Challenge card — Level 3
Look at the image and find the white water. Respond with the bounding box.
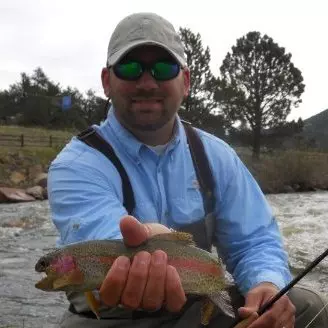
[0,192,327,327]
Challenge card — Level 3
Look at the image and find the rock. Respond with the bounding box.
[28,164,44,181]
[34,173,48,188]
[9,171,26,185]
[42,187,48,200]
[282,185,294,193]
[26,186,44,200]
[0,187,36,203]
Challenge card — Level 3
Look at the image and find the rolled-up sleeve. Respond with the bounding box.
[48,160,127,246]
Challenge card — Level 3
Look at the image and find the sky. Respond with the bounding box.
[0,0,327,121]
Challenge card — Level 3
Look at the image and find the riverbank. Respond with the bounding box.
[1,146,328,200]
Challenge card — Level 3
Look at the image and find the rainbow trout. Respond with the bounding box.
[35,232,253,326]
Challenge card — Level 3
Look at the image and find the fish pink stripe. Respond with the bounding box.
[168,258,221,276]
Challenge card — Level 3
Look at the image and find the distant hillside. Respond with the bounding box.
[302,108,328,150]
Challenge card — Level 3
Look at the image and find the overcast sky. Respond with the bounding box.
[0,0,327,120]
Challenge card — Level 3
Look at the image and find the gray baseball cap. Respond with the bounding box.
[106,12,186,67]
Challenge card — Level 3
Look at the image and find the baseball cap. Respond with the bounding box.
[106,12,187,67]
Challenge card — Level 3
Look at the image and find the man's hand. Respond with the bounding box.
[238,282,296,328]
[99,216,187,312]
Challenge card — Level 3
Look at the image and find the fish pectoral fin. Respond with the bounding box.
[150,232,195,246]
[209,290,235,318]
[52,269,84,290]
[85,291,101,320]
[200,297,216,326]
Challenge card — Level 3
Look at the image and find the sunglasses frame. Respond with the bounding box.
[111,60,181,81]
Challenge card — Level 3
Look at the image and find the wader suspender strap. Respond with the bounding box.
[77,122,215,215]
[182,122,215,214]
[77,128,136,214]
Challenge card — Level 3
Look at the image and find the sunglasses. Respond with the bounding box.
[112,60,181,81]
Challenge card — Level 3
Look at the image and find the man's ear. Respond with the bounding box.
[101,67,111,97]
[182,68,190,98]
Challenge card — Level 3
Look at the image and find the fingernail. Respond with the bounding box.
[116,256,130,270]
[153,250,167,265]
[135,252,151,268]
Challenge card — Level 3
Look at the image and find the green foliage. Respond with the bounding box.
[178,28,225,137]
[216,31,305,158]
[0,67,107,130]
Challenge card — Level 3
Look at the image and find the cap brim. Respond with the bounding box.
[107,40,186,67]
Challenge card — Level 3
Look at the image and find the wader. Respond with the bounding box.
[58,123,328,328]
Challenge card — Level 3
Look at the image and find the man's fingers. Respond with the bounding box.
[247,296,295,328]
[99,256,130,306]
[165,265,186,312]
[121,251,151,309]
[142,250,167,310]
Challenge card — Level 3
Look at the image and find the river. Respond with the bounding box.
[0,192,327,327]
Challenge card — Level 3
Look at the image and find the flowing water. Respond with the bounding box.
[0,192,327,327]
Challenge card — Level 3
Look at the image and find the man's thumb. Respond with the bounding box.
[120,216,171,247]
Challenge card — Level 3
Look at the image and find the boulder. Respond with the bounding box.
[34,173,48,188]
[28,164,44,181]
[0,187,36,203]
[26,186,45,200]
[9,171,26,185]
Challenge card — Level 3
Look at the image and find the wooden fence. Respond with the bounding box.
[0,133,71,148]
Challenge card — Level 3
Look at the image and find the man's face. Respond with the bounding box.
[102,46,190,131]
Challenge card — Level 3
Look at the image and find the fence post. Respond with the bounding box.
[49,135,53,147]
[20,134,24,147]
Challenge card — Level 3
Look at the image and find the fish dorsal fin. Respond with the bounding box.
[150,232,196,246]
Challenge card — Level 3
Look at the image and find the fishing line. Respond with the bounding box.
[304,300,328,328]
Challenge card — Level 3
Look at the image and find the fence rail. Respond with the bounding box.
[0,133,71,147]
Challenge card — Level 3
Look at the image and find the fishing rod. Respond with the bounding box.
[229,247,328,328]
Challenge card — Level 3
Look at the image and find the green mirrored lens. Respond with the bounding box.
[116,62,142,80]
[153,62,179,80]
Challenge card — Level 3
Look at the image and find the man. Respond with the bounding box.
[48,12,327,328]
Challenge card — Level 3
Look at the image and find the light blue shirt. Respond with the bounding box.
[48,107,292,295]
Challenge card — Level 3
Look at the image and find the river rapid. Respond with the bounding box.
[0,192,327,327]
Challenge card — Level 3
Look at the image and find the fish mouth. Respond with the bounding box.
[35,267,56,291]
[35,276,53,290]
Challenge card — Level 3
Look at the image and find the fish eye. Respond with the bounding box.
[35,258,49,272]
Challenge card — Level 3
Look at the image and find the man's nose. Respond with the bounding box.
[136,71,159,90]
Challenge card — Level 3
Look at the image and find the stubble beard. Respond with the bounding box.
[113,100,177,132]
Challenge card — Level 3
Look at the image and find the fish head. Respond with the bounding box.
[35,251,84,291]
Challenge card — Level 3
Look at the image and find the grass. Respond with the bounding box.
[0,125,73,187]
[242,150,328,193]
[1,125,328,193]
[0,125,75,138]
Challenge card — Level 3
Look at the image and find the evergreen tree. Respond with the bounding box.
[216,31,305,158]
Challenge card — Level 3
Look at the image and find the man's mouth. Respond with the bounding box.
[131,98,163,103]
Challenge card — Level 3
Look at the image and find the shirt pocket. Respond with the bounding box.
[169,173,205,225]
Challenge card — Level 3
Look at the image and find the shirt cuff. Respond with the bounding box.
[240,271,290,295]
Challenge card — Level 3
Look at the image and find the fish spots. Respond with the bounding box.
[168,258,222,276]
[97,256,116,265]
